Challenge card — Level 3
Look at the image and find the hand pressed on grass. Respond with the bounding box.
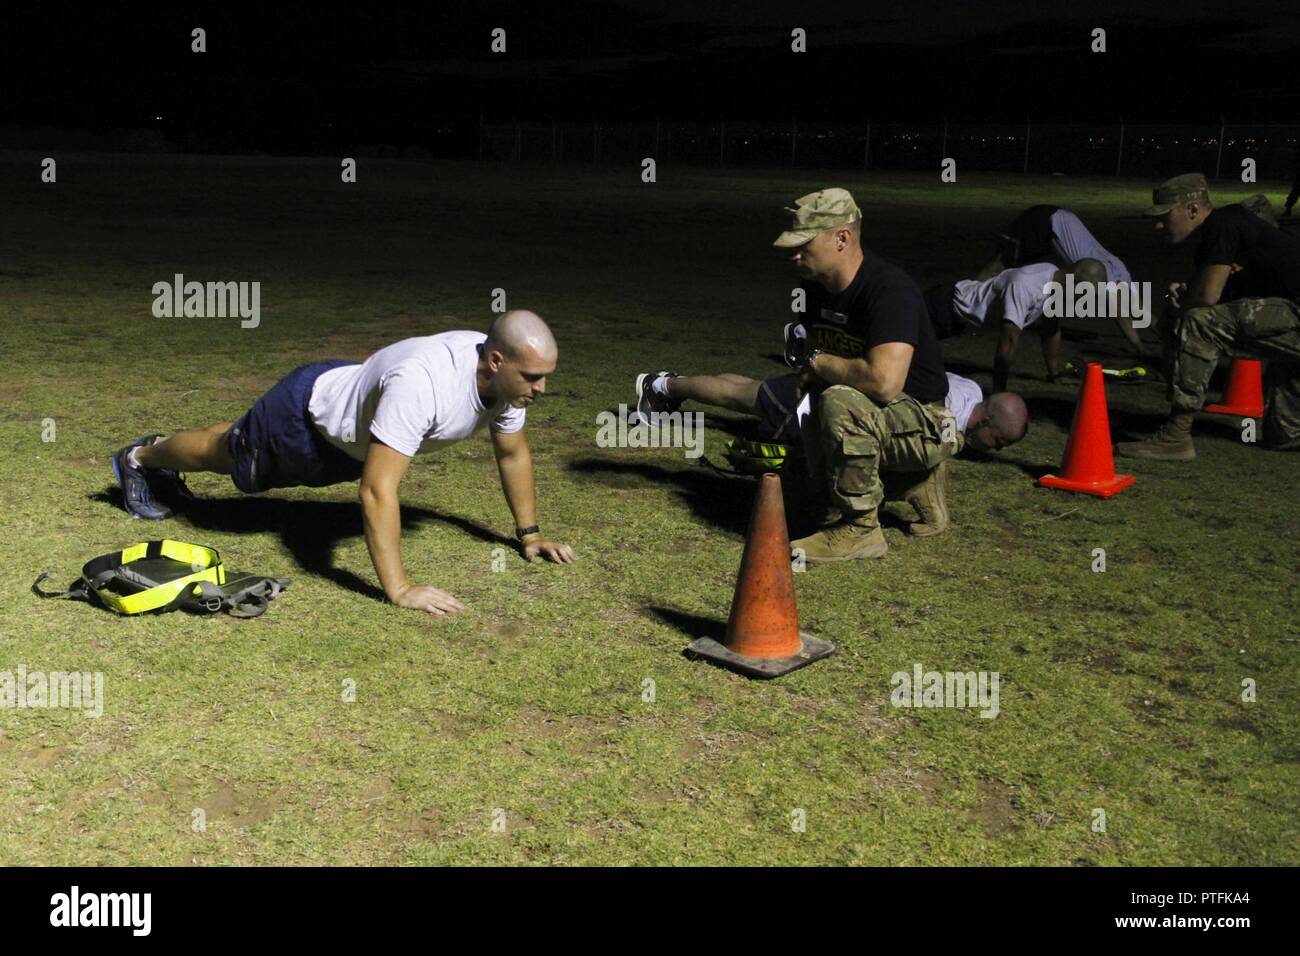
[392,582,465,617]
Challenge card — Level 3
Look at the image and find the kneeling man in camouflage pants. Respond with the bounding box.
[804,380,1025,561]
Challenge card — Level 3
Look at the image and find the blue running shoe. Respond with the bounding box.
[112,436,173,520]
[138,435,196,507]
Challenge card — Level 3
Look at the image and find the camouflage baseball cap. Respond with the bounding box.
[773,188,861,247]
[1145,173,1210,216]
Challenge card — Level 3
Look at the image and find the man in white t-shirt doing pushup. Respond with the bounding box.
[111,310,575,617]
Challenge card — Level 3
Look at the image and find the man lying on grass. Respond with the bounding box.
[111,310,576,616]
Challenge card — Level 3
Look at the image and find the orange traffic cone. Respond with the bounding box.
[1203,358,1266,418]
[1038,362,1136,499]
[687,473,834,678]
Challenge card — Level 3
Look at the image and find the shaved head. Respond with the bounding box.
[485,310,558,362]
[1069,258,1108,285]
[987,392,1029,445]
[963,390,1028,452]
[479,309,558,408]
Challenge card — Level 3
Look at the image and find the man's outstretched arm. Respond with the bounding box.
[360,436,465,616]
[1110,311,1150,358]
[1037,314,1066,380]
[491,427,576,563]
[975,254,1006,281]
[993,322,1021,393]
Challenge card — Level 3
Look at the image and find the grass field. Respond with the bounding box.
[1,153,1297,865]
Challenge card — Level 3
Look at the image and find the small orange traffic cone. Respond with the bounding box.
[687,473,834,678]
[1038,362,1136,499]
[1203,358,1266,418]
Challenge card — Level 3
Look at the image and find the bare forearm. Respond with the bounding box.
[496,448,538,533]
[993,348,1013,393]
[1041,329,1063,378]
[1111,314,1144,352]
[994,324,1020,393]
[360,487,408,600]
[975,256,1005,281]
[810,353,899,402]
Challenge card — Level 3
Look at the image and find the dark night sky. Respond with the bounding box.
[2,1,1297,151]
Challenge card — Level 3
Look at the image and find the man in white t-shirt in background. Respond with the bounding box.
[975,204,1150,360]
[978,205,1131,284]
[112,310,575,617]
[925,259,1108,392]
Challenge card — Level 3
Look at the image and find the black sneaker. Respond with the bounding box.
[634,371,681,426]
[112,436,173,520]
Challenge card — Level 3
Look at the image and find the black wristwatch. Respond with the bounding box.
[803,348,824,370]
[515,525,540,540]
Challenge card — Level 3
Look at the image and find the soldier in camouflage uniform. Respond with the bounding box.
[1117,174,1300,460]
[636,189,1028,562]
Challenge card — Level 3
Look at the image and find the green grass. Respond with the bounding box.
[1,154,1297,865]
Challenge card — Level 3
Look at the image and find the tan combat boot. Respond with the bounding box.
[900,460,950,537]
[1115,412,1196,461]
[790,511,888,563]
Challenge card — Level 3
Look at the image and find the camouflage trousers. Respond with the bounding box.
[1168,297,1300,445]
[814,385,963,515]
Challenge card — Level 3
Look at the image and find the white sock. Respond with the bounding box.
[127,447,143,469]
[651,374,672,397]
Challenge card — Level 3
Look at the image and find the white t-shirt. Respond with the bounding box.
[944,372,984,433]
[1050,209,1132,286]
[308,331,526,460]
[952,263,1057,331]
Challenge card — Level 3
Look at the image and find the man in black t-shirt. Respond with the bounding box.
[1117,173,1300,460]
[780,189,967,563]
[634,188,1023,562]
[796,252,950,406]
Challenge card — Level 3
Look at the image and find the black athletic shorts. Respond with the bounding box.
[756,374,807,445]
[924,282,967,340]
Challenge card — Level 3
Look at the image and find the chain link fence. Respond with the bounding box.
[480,119,1300,180]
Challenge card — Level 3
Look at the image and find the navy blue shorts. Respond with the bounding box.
[756,374,807,445]
[227,360,366,493]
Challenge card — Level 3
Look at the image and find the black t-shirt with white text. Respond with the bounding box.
[1194,203,1300,302]
[801,250,948,405]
